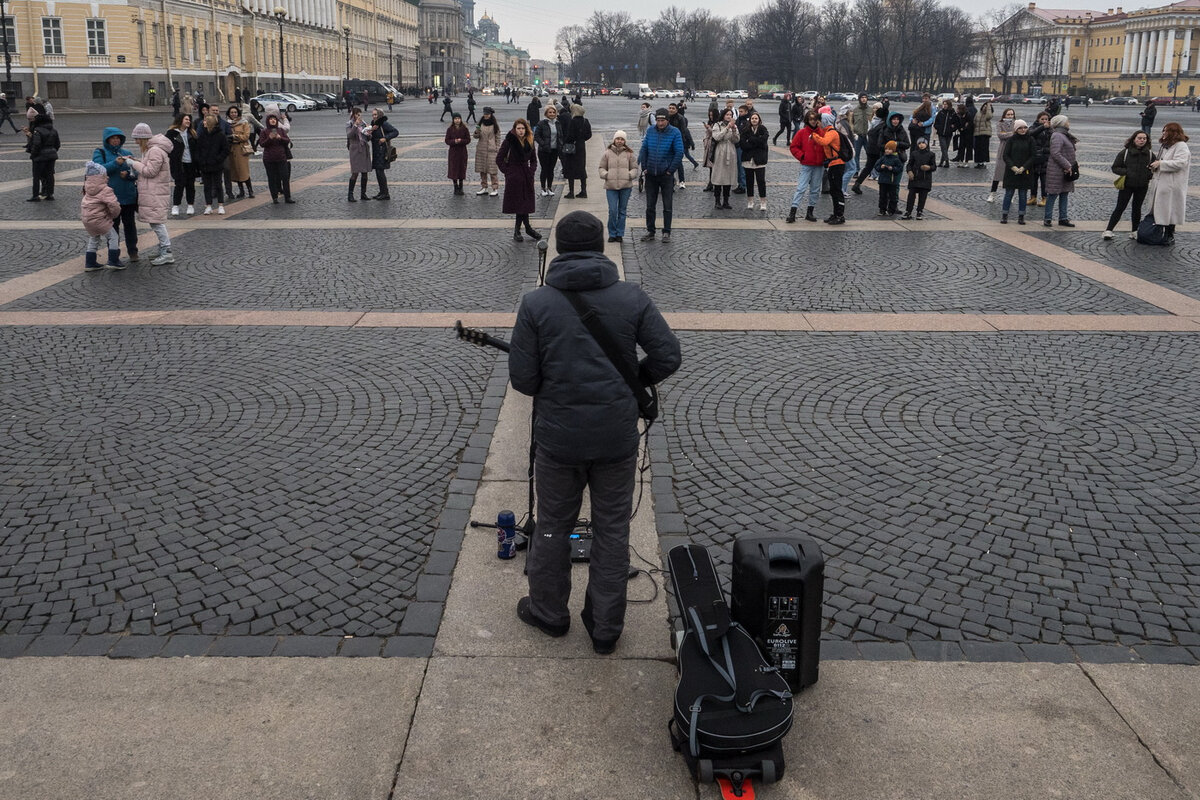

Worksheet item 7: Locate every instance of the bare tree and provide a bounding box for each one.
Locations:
[743,0,821,89]
[982,4,1026,94]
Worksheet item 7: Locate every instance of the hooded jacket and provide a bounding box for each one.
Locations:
[790,124,825,166]
[81,168,122,236]
[25,115,59,162]
[92,127,138,206]
[126,134,174,224]
[879,112,911,154]
[509,251,681,463]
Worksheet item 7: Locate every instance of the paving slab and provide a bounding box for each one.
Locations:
[0,658,424,800]
[1084,664,1200,796]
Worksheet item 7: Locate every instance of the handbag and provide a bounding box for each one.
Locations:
[1114,148,1127,189]
[1066,162,1079,181]
[562,141,577,155]
[241,142,254,156]
[559,290,658,423]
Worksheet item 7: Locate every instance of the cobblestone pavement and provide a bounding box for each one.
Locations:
[0,327,502,657]
[5,229,538,312]
[936,184,1200,221]
[653,332,1200,661]
[2,101,1199,664]
[627,230,1163,314]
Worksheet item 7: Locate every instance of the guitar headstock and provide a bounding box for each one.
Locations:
[455,320,489,346]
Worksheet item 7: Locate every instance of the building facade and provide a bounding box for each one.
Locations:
[970,0,1200,99]
[0,0,417,107]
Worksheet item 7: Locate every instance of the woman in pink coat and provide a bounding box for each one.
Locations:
[81,161,123,271]
[126,123,176,265]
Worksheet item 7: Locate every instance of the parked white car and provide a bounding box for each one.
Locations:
[253,92,315,112]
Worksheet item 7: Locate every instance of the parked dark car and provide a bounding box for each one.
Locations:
[882,91,904,102]
[1063,95,1090,106]
[1149,95,1181,106]
[300,93,332,108]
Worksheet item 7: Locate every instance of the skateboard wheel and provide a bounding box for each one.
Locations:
[698,759,714,784]
[761,759,776,783]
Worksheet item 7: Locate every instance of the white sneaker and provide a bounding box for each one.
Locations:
[1128,232,1137,239]
[185,204,195,215]
[1102,230,1114,240]
[540,189,548,197]
[489,189,498,196]
[678,182,686,190]
[759,201,767,211]
[151,249,175,265]
[170,205,180,217]
[217,205,225,215]
[546,188,555,196]
[986,192,995,203]
[202,205,213,215]
[476,188,489,195]
[747,199,755,209]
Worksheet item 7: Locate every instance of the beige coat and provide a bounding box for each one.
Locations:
[598,143,638,190]
[1147,140,1190,226]
[709,121,740,186]
[473,123,500,176]
[228,118,252,182]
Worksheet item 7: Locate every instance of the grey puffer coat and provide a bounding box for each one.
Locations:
[509,252,681,464]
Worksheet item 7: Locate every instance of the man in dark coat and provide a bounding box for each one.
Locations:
[441,94,453,121]
[526,94,541,126]
[465,91,477,123]
[509,210,681,654]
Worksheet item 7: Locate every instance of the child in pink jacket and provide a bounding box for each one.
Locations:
[81,161,123,271]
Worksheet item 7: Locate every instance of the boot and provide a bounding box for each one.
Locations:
[805,206,817,222]
[1000,213,1008,224]
[84,251,103,272]
[524,222,542,240]
[576,179,587,199]
[1017,215,1025,225]
[826,215,845,225]
[565,180,575,199]
[786,207,797,224]
[106,249,126,269]
[703,183,713,192]
[246,181,255,199]
[361,184,369,200]
[513,221,523,242]
[348,180,358,202]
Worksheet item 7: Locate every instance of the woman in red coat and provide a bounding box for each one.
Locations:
[445,112,471,195]
[497,118,540,241]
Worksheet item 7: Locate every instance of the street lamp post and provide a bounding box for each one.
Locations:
[343,26,351,80]
[273,7,286,93]
[387,36,394,86]
[439,46,446,92]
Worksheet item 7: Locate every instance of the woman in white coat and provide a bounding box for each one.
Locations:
[1148,122,1190,245]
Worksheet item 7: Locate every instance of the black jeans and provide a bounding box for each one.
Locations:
[643,172,675,233]
[538,148,558,189]
[854,153,879,186]
[375,167,389,196]
[172,163,197,205]
[745,166,767,198]
[905,188,929,213]
[264,161,290,199]
[826,163,845,214]
[1107,186,1147,231]
[201,170,224,204]
[112,203,139,253]
[31,160,56,197]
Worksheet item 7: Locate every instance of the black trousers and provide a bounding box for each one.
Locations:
[1106,186,1147,231]
[172,163,197,205]
[826,164,845,214]
[905,188,929,213]
[375,167,389,196]
[745,166,767,198]
[31,160,56,197]
[265,161,291,199]
[644,172,675,233]
[201,170,224,204]
[538,148,559,188]
[937,135,952,165]
[112,203,139,253]
[854,153,879,186]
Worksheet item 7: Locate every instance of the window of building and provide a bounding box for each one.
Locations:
[215,30,220,57]
[137,20,146,56]
[1,15,17,52]
[41,17,63,55]
[87,19,107,56]
[179,26,186,61]
[92,81,112,99]
[46,81,68,98]
[156,24,163,58]
[1071,57,1079,72]
[1074,38,1080,47]
[192,29,198,60]
[203,30,209,58]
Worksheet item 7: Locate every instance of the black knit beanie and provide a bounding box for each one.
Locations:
[555,211,605,254]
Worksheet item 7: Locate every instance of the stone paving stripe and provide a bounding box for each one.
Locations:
[802,313,997,331]
[982,314,1200,331]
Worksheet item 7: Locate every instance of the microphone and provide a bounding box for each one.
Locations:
[537,238,549,286]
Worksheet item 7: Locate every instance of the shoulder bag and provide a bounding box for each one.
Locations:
[559,290,658,423]
[1114,148,1127,190]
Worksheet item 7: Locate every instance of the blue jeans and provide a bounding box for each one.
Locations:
[736,147,746,189]
[791,164,824,209]
[1002,188,1028,214]
[842,157,857,193]
[854,134,868,164]
[606,187,631,238]
[1043,192,1069,221]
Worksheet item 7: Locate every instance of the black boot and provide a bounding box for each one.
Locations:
[576,179,587,199]
[246,180,255,199]
[524,221,542,240]
[786,207,797,224]
[565,180,575,199]
[513,221,524,242]
[805,206,817,222]
[348,179,357,202]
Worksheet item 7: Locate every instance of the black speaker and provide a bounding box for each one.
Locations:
[731,534,824,692]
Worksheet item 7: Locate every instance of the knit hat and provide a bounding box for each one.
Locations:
[482,106,495,115]
[555,210,605,254]
[884,140,898,153]
[613,130,628,141]
[1013,119,1028,129]
[452,112,462,119]
[818,105,832,116]
[917,137,928,146]
[84,161,106,177]
[655,107,669,119]
[1050,114,1069,128]
[821,112,835,128]
[131,122,153,139]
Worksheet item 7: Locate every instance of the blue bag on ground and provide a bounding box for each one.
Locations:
[1137,212,1167,246]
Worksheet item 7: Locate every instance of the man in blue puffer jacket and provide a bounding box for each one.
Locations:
[92,126,140,261]
[637,108,683,242]
[509,210,681,655]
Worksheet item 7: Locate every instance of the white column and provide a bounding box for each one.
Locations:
[1159,28,1173,73]
[1184,28,1194,75]
[1062,36,1071,75]
[1152,30,1163,73]
[1123,31,1133,73]
[1165,28,1178,75]
[1140,31,1153,72]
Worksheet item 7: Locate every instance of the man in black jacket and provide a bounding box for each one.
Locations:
[667,103,694,187]
[509,211,681,655]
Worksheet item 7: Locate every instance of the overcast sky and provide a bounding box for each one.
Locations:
[479,0,1157,61]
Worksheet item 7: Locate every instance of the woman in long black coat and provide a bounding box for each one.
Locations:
[497,119,541,242]
[561,103,592,198]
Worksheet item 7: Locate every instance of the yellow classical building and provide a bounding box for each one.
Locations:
[0,0,418,107]
[971,0,1200,100]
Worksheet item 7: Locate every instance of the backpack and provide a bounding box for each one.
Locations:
[835,126,854,163]
[1137,212,1168,245]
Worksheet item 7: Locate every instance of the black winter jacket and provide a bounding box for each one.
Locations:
[509,252,681,463]
[194,124,229,172]
[534,117,565,152]
[370,116,399,169]
[879,115,911,154]
[1002,132,1037,190]
[933,109,959,138]
[1111,143,1154,190]
[905,146,937,190]
[25,118,59,162]
[1028,122,1052,166]
[740,124,770,166]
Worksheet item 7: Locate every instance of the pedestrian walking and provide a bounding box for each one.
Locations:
[1042,115,1077,227]
[473,107,501,196]
[788,110,825,223]
[598,130,638,241]
[92,126,140,260]
[0,92,18,132]
[875,140,903,215]
[80,161,124,271]
[346,107,372,202]
[166,114,197,216]
[368,108,398,200]
[227,105,255,199]
[901,137,937,220]
[508,209,680,655]
[496,118,540,241]
[987,108,1017,202]
[1146,122,1191,245]
[196,113,229,215]
[773,93,794,146]
[171,89,181,116]
[445,112,471,195]
[1140,100,1157,136]
[127,123,177,265]
[667,103,696,186]
[741,111,770,212]
[1102,130,1153,239]
[638,108,683,242]
[441,94,454,121]
[534,105,564,196]
[260,113,294,203]
[466,91,478,123]
[23,113,58,201]
[999,119,1036,225]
